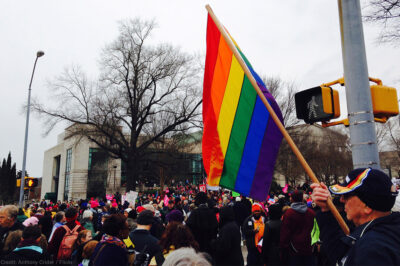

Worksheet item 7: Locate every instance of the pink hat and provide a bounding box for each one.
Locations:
[23,216,39,227]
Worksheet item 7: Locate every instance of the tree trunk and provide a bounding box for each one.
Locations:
[126,155,139,192]
[159,167,165,194]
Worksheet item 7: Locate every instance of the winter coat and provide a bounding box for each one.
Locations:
[186,204,218,254]
[317,211,400,265]
[17,214,28,223]
[129,229,164,266]
[3,239,51,266]
[242,215,266,252]
[38,214,53,240]
[0,221,24,256]
[211,206,244,266]
[150,216,164,240]
[233,201,249,228]
[81,220,95,237]
[262,219,282,265]
[279,203,315,256]
[89,241,128,266]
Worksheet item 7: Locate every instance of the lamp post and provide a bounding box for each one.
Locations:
[19,51,45,207]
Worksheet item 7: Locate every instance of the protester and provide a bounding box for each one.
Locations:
[186,192,218,255]
[80,240,98,266]
[151,221,199,264]
[243,203,265,266]
[72,229,92,265]
[262,203,282,265]
[280,189,316,265]
[3,225,50,265]
[81,210,96,237]
[23,216,39,227]
[38,211,53,241]
[49,211,66,242]
[211,206,244,266]
[311,168,400,265]
[166,210,184,224]
[38,233,48,253]
[0,205,24,255]
[232,197,249,230]
[17,208,28,223]
[130,210,165,265]
[48,207,84,260]
[143,203,165,239]
[90,213,130,266]
[2,230,22,255]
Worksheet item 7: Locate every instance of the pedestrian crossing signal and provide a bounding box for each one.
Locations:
[295,86,340,124]
[25,178,38,188]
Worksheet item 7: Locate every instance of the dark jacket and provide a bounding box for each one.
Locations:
[150,216,165,240]
[38,213,53,241]
[129,229,164,266]
[211,206,244,266]
[3,239,51,266]
[242,215,266,251]
[317,211,400,265]
[262,219,282,265]
[186,204,218,254]
[0,221,24,255]
[89,241,128,266]
[233,201,250,228]
[279,203,315,256]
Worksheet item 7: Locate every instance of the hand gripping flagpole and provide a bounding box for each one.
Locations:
[206,4,350,235]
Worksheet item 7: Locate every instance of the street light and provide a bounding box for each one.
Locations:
[19,51,45,207]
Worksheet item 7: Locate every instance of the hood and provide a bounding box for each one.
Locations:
[290,202,308,213]
[219,206,235,228]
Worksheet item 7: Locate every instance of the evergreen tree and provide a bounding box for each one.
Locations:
[0,152,17,203]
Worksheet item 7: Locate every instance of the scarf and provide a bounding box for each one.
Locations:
[101,234,126,249]
[252,216,265,248]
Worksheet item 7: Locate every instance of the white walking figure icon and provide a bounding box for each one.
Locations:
[307,96,319,119]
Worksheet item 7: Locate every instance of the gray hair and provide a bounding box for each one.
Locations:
[0,205,18,220]
[162,247,211,266]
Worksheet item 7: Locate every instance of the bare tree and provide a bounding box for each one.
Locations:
[364,0,400,44]
[385,116,400,157]
[375,122,390,151]
[263,76,300,128]
[33,18,202,191]
[275,125,352,186]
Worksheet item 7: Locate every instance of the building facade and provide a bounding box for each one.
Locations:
[41,128,203,201]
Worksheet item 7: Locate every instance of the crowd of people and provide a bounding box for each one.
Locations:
[0,168,399,265]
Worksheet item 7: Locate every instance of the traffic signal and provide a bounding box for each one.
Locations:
[370,84,399,119]
[25,178,38,188]
[295,86,340,124]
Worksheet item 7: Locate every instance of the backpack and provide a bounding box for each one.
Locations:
[133,248,150,266]
[57,224,80,260]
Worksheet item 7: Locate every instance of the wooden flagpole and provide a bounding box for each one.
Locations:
[206,4,350,235]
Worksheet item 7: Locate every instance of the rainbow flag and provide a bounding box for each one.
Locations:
[202,14,283,201]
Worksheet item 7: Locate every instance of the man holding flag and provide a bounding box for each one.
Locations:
[311,168,400,265]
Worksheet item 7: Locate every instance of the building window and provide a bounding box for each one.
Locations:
[87,148,108,199]
[64,148,72,201]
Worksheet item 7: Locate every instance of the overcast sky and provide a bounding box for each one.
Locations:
[1,0,399,177]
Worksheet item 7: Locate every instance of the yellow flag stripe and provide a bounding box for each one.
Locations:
[217,56,245,157]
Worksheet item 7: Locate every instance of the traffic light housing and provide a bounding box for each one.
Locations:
[25,177,38,188]
[295,86,340,124]
[370,84,399,118]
